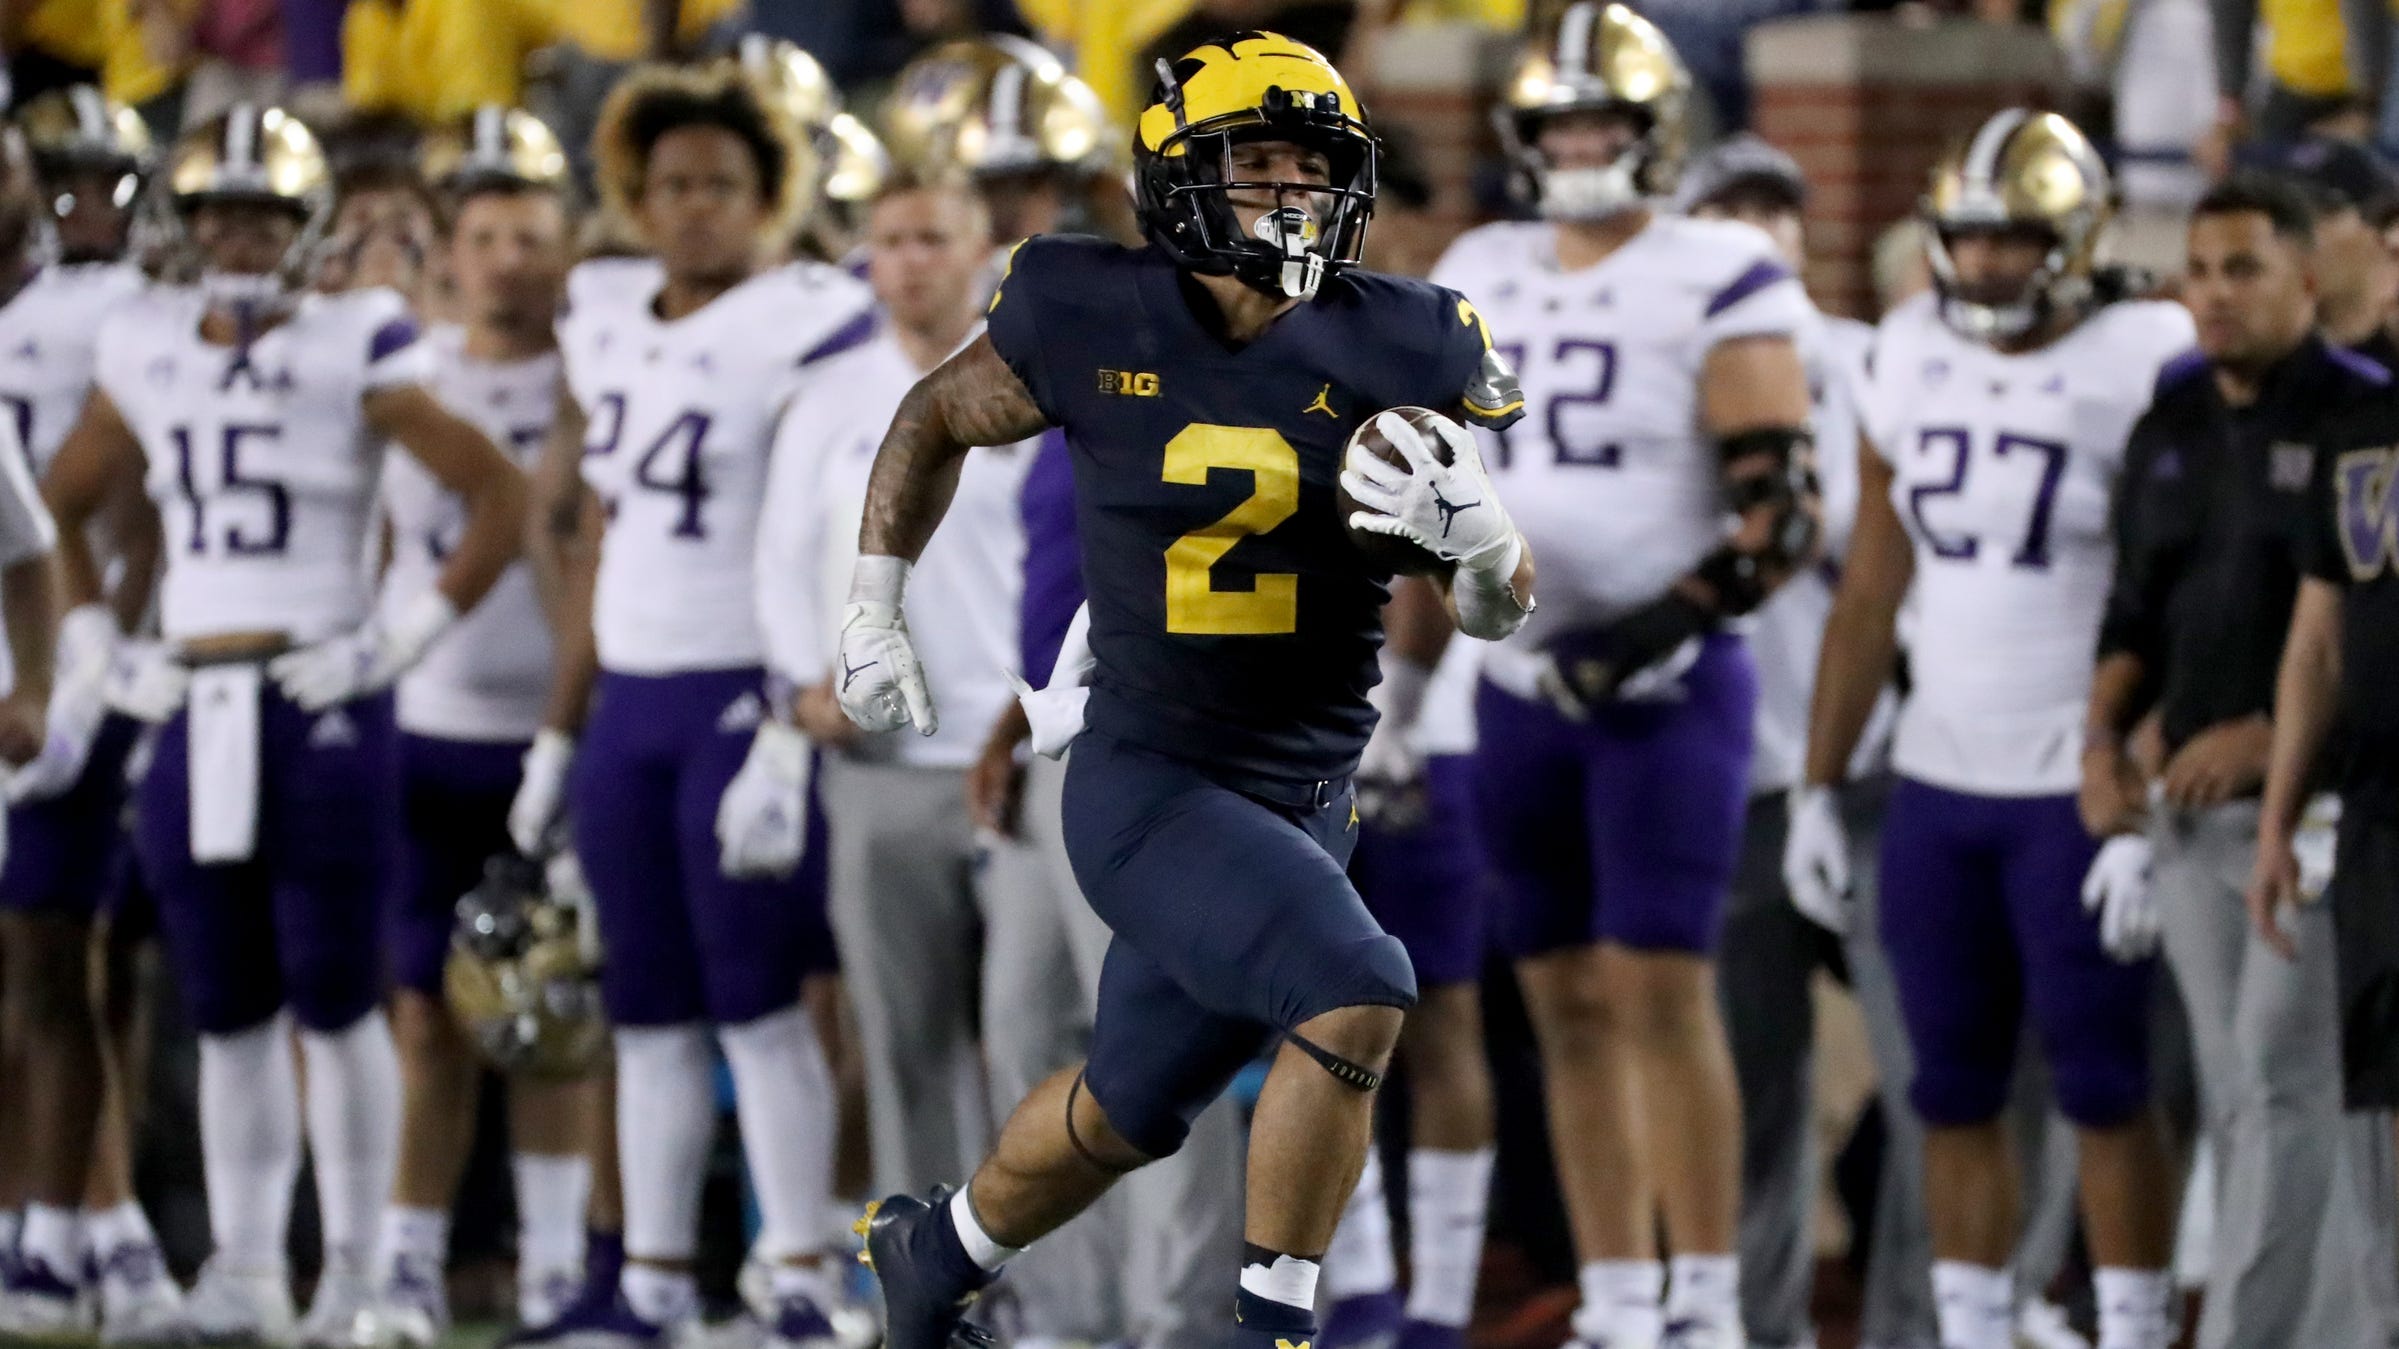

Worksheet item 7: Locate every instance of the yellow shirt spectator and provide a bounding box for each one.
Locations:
[341,0,563,124]
[1010,0,1200,131]
[2262,0,2349,96]
[549,0,748,62]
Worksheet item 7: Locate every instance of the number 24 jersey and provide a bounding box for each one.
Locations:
[558,258,875,675]
[1860,292,2194,796]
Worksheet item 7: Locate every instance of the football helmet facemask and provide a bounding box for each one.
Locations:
[1922,109,2114,342]
[1498,2,1690,222]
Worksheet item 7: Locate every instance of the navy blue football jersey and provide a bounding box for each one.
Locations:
[985,235,1518,785]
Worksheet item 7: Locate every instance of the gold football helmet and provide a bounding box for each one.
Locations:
[17,86,151,177]
[1498,1,1690,220]
[444,853,608,1080]
[1134,30,1375,301]
[883,35,1112,183]
[420,106,569,194]
[164,104,330,305]
[1922,108,2113,341]
[732,33,839,130]
[724,36,888,245]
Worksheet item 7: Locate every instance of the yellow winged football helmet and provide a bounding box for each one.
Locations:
[1922,109,2114,341]
[420,105,570,194]
[1133,30,1376,301]
[1497,2,1690,219]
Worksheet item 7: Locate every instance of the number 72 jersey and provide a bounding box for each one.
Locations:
[1860,291,2194,795]
[558,258,875,675]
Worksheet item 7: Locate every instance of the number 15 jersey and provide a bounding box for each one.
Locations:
[1861,292,2193,795]
[558,258,874,675]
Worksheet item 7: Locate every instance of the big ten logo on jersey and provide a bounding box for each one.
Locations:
[1489,335,1622,469]
[2335,446,2399,579]
[1098,369,1161,397]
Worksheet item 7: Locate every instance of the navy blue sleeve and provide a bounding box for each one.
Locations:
[1433,285,1524,431]
[984,237,1064,425]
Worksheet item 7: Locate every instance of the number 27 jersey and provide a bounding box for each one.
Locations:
[558,259,875,674]
[1861,292,2194,795]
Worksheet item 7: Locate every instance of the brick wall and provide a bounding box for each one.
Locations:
[1748,17,2069,319]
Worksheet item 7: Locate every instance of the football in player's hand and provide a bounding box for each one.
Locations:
[1340,405,1458,578]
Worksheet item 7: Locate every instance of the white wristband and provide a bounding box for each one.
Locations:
[1451,533,1530,641]
[849,555,911,609]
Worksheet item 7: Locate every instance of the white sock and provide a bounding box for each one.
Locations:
[1665,1253,1739,1329]
[199,1015,301,1271]
[1932,1261,2013,1349]
[1238,1252,1321,1311]
[1322,1150,1397,1300]
[1405,1147,1493,1327]
[717,1005,834,1263]
[379,1206,449,1277]
[613,1025,715,1265]
[1573,1259,1663,1346]
[298,1011,402,1270]
[619,1263,696,1326]
[511,1153,590,1274]
[84,1202,158,1256]
[948,1187,1020,1272]
[2094,1266,2175,1349]
[22,1204,82,1277]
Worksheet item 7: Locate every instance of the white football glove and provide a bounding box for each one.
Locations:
[2081,833,2160,962]
[8,605,118,803]
[1341,410,1520,576]
[1782,785,1853,934]
[716,721,812,878]
[835,556,937,735]
[102,638,189,724]
[508,728,576,859]
[268,591,457,712]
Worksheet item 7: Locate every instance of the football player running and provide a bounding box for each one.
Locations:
[368,109,608,1346]
[0,86,190,1345]
[834,31,1530,1349]
[1788,111,2194,1349]
[41,104,528,1346]
[513,65,873,1349]
[1432,8,1821,1345]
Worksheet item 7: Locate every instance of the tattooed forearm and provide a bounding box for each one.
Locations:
[860,335,1050,560]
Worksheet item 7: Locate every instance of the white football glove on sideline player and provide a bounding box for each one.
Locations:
[1341,410,1519,576]
[2081,834,2160,962]
[9,604,119,803]
[836,555,937,735]
[1357,655,1430,828]
[268,590,457,712]
[508,728,576,859]
[103,638,189,724]
[1782,784,1853,934]
[717,720,812,879]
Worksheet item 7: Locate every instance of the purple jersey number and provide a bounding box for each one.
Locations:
[583,390,712,540]
[1905,426,2070,570]
[1493,337,1623,469]
[170,423,291,556]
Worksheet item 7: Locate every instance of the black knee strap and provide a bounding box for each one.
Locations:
[1285,1030,1384,1092]
[1065,1071,1145,1175]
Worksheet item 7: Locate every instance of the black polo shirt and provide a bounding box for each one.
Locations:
[2099,334,2395,751]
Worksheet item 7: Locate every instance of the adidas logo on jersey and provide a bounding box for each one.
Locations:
[718,690,766,735]
[309,709,358,749]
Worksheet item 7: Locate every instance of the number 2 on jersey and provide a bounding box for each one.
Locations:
[584,391,712,539]
[1907,426,2069,570]
[1161,424,1298,635]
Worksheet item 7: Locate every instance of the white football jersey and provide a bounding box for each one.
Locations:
[1863,292,2195,795]
[0,262,142,473]
[760,327,1033,771]
[1749,309,1889,792]
[1433,216,1811,660]
[382,325,557,742]
[94,286,433,643]
[558,258,874,675]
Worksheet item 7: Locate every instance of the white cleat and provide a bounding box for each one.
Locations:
[1661,1321,1747,1349]
[515,1264,583,1336]
[2014,1299,2091,1349]
[369,1253,448,1349]
[184,1258,296,1347]
[294,1259,376,1349]
[96,1246,198,1348]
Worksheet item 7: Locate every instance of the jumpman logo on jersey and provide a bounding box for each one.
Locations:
[841,655,878,691]
[1431,485,1479,538]
[1303,384,1337,418]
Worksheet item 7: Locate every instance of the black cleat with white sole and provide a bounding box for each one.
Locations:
[854,1190,994,1349]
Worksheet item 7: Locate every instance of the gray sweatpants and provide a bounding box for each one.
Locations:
[822,758,993,1200]
[2156,799,2398,1348]
[977,753,1247,1349]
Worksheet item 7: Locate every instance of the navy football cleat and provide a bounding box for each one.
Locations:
[854,1190,994,1349]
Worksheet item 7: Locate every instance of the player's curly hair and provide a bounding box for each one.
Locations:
[592,63,813,247]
